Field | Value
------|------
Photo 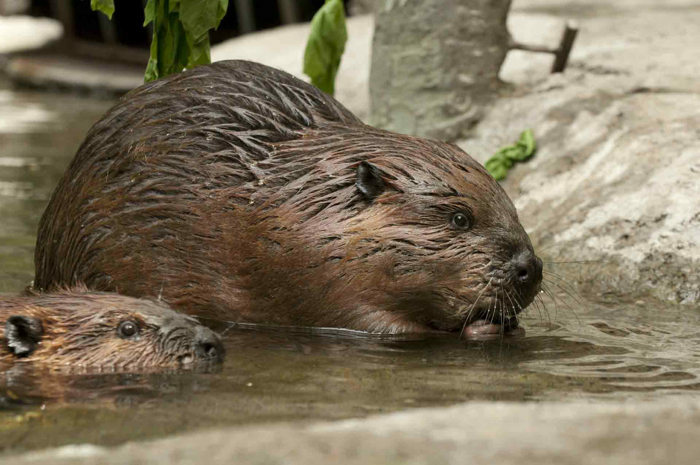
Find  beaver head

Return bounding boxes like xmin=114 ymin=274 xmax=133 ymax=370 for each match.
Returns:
xmin=231 ymin=126 xmax=542 ymax=335
xmin=1 ymin=291 xmax=224 ymax=369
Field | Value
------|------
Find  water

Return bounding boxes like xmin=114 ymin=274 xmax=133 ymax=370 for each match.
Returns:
xmin=0 ymin=84 xmax=111 ymax=293
xmin=1 ymin=82 xmax=699 ymax=455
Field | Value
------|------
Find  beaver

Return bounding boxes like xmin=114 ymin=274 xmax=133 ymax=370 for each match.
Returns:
xmin=0 ymin=288 xmax=224 ymax=368
xmin=34 ymin=60 xmax=542 ymax=336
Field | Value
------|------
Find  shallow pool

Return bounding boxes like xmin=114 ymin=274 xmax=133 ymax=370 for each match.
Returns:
xmin=1 ymin=83 xmax=699 ymax=455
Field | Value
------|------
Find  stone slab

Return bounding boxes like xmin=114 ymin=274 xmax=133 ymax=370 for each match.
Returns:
xmin=0 ymin=15 xmax=61 ymax=54
xmin=7 ymin=398 xmax=700 ymax=465
xmin=3 ymin=55 xmax=143 ymax=96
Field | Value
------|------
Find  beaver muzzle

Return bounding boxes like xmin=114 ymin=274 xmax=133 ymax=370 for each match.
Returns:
xmin=459 ymin=249 xmax=542 ymax=338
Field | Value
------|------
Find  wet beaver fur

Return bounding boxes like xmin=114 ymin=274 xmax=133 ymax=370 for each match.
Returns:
xmin=0 ymin=287 xmax=223 ymax=368
xmin=34 ymin=60 xmax=542 ymax=335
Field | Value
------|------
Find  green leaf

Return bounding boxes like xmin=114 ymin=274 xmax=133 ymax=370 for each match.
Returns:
xmin=144 ymin=55 xmax=159 ymax=82
xmin=180 ymin=0 xmax=228 ymax=43
xmin=484 ymin=130 xmax=537 ymax=180
xmin=518 ymin=129 xmax=536 ymax=156
xmin=144 ymin=0 xmax=226 ymax=82
xmin=145 ymin=0 xmax=187 ymax=82
xmin=144 ymin=0 xmax=161 ymax=81
xmin=501 ymin=145 xmax=525 ymax=162
xmin=90 ymin=0 xmax=115 ymax=20
xmin=158 ymin=9 xmax=190 ymax=76
xmin=186 ymin=37 xmax=211 ymax=68
xmin=485 ymin=157 xmax=510 ymax=181
xmin=144 ymin=24 xmax=160 ymax=81
xmin=303 ymin=0 xmax=347 ymax=95
xmin=144 ymin=0 xmax=156 ymax=26
xmin=93 ymin=0 xmax=226 ymax=82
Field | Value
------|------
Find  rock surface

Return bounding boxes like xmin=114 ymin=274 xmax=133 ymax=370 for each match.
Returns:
xmin=4 ymin=55 xmax=143 ymax=96
xmin=8 ymin=398 xmax=700 ymax=465
xmin=0 ymin=15 xmax=61 ymax=54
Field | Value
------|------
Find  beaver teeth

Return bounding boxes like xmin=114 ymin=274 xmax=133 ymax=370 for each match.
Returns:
xmin=462 ymin=320 xmax=503 ymax=337
xmin=461 ymin=317 xmax=520 ymax=338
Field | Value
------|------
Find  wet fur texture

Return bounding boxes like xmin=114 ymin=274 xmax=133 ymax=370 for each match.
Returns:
xmin=34 ymin=60 xmax=538 ymax=334
xmin=0 ymin=287 xmax=222 ymax=368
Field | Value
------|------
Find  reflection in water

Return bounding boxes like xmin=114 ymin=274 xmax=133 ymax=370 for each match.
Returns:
xmin=0 ymin=91 xmax=54 ymax=134
xmin=1 ymin=81 xmax=699 ymax=453
xmin=1 ymin=363 xmax=221 ymax=407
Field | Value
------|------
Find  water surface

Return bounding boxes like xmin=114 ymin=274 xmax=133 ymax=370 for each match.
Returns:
xmin=1 ymin=82 xmax=699 ymax=455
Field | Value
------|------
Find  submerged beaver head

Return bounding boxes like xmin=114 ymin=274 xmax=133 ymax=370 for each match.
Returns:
xmin=33 ymin=60 xmax=541 ymax=336
xmin=1 ymin=290 xmax=224 ymax=369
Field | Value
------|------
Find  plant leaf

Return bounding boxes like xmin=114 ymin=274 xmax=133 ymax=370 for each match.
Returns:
xmin=180 ymin=0 xmax=228 ymax=43
xmin=517 ymin=129 xmax=536 ymax=157
xmin=484 ymin=130 xmax=537 ymax=180
xmin=303 ymin=0 xmax=347 ymax=95
xmin=485 ymin=157 xmax=509 ymax=181
xmin=186 ymin=37 xmax=211 ymax=68
xmin=144 ymin=0 xmax=156 ymax=26
xmin=90 ymin=0 xmax=115 ymax=20
xmin=501 ymin=145 xmax=525 ymax=162
xmin=143 ymin=0 xmax=227 ymax=82
xmin=161 ymin=10 xmax=190 ymax=76
xmin=144 ymin=0 xmax=161 ymax=81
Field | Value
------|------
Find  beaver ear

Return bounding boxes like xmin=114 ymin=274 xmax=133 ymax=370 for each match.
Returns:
xmin=356 ymin=161 xmax=385 ymax=200
xmin=5 ymin=316 xmax=44 ymax=357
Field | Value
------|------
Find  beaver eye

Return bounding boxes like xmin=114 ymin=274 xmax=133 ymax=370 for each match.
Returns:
xmin=451 ymin=212 xmax=472 ymax=230
xmin=117 ymin=320 xmax=139 ymax=339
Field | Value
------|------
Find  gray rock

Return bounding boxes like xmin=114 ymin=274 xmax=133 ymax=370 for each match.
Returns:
xmin=4 ymin=55 xmax=142 ymax=96
xmin=349 ymin=0 xmax=377 ymax=15
xmin=0 ymin=15 xmax=61 ymax=54
xmin=8 ymin=398 xmax=700 ymax=465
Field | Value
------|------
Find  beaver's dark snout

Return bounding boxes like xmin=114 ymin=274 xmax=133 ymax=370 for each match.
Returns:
xmin=193 ymin=326 xmax=225 ymax=362
xmin=510 ymin=249 xmax=543 ymax=302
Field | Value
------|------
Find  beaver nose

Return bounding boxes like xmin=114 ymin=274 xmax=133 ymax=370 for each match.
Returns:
xmin=193 ymin=327 xmax=225 ymax=362
xmin=512 ymin=250 xmax=543 ymax=289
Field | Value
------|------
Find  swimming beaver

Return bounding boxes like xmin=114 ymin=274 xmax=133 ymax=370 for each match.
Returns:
xmin=34 ymin=60 xmax=542 ymax=336
xmin=0 ymin=288 xmax=224 ymax=368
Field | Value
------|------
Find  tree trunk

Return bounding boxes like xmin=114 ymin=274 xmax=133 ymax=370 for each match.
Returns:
xmin=370 ymin=0 xmax=512 ymax=141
